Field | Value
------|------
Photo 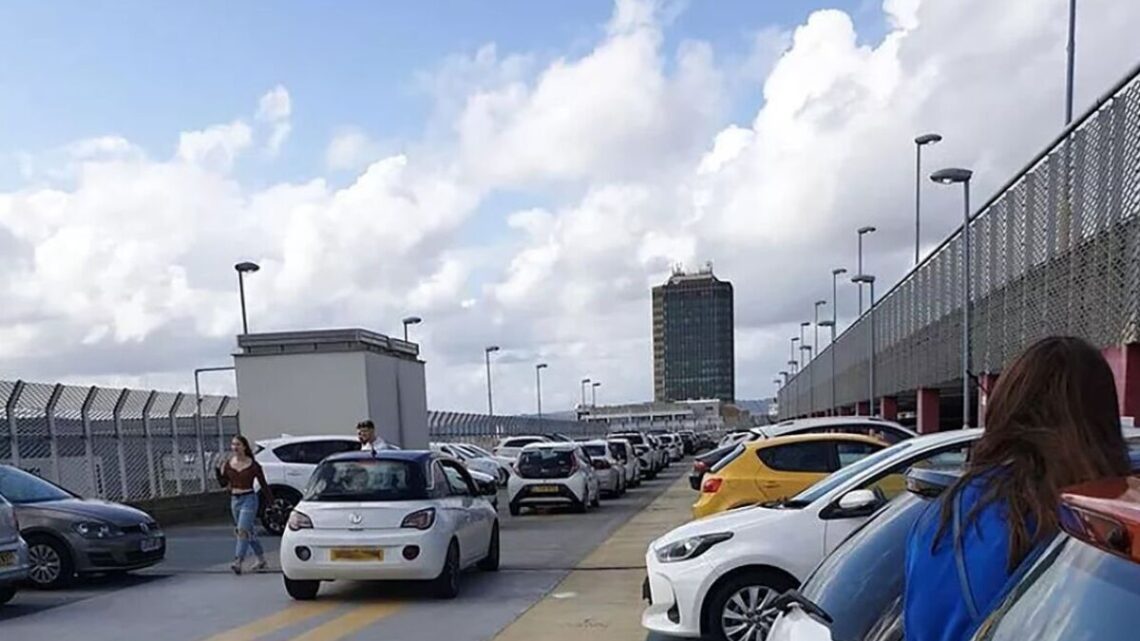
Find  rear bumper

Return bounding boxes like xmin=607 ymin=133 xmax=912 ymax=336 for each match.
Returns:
xmin=280 ymin=528 xmax=447 ymax=581
xmin=0 ymin=539 xmax=29 ymax=585
xmin=509 ymin=481 xmax=585 ymax=507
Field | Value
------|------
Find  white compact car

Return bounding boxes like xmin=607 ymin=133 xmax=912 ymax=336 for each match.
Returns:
xmin=255 ymin=435 xmax=367 ymax=535
xmin=280 ymin=450 xmax=499 ymax=600
xmin=431 ymin=442 xmax=510 ymax=485
xmin=661 ymin=434 xmax=684 ymax=461
xmin=642 ymin=429 xmax=980 ymax=641
xmin=607 ymin=438 xmax=641 ymax=488
xmin=579 ymin=440 xmax=626 ymax=497
xmin=0 ymin=494 xmax=29 ymax=605
xmin=507 ymin=442 xmax=600 ymax=515
xmin=611 ymin=432 xmax=660 ymax=480
xmin=492 ymin=435 xmax=551 ymax=462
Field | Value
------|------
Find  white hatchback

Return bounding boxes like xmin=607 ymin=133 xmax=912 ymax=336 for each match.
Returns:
xmin=607 ymin=438 xmax=641 ymax=488
xmin=507 ymin=442 xmax=600 ymax=515
xmin=642 ymin=430 xmax=980 ymax=641
xmin=492 ymin=435 xmax=551 ymax=462
xmin=280 ymin=450 xmax=499 ymax=600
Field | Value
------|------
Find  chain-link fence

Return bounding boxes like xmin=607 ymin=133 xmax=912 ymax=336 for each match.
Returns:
xmin=428 ymin=412 xmax=604 ymax=449
xmin=0 ymin=380 xmax=239 ymax=502
xmin=781 ymin=62 xmax=1140 ymax=418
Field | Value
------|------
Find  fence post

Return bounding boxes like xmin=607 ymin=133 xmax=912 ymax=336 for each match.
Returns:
xmin=194 ymin=396 xmax=207 ymax=494
xmin=141 ymin=392 xmax=158 ymax=498
xmin=5 ymin=381 xmax=24 ymax=468
xmin=112 ymin=389 xmax=130 ymax=500
xmin=80 ymin=386 xmax=99 ymax=497
xmin=216 ymin=396 xmax=230 ymax=462
xmin=44 ymin=384 xmax=63 ymax=483
xmin=169 ymin=392 xmax=184 ymax=496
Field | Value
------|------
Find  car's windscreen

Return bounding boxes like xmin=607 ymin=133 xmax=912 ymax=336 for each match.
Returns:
xmin=786 ymin=439 xmax=917 ymax=506
xmin=583 ymin=444 xmax=608 ymax=458
xmin=978 ymin=537 xmax=1140 ymax=641
xmin=608 ymin=443 xmax=625 ymax=459
xmin=464 ymin=444 xmax=494 ymax=458
xmin=517 ymin=449 xmax=575 ymax=478
xmin=799 ymin=493 xmax=928 ymax=641
xmin=304 ymin=459 xmax=426 ymax=502
xmin=0 ymin=466 xmax=75 ymax=503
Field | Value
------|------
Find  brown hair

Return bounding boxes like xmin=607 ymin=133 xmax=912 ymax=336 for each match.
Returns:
xmin=935 ymin=336 xmax=1130 ymax=569
xmin=231 ymin=435 xmax=254 ymax=458
xmin=357 ymin=420 xmax=375 ymax=430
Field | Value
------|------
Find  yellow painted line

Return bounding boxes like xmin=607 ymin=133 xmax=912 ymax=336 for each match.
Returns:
xmin=198 ymin=602 xmax=338 ymax=641
xmin=286 ymin=602 xmax=403 ymax=641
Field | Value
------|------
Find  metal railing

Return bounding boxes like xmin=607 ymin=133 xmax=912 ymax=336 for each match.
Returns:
xmin=428 ymin=412 xmax=602 ymax=449
xmin=781 ymin=61 xmax=1140 ymax=417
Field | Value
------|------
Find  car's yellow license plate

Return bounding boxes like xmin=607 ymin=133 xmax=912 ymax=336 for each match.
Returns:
xmin=331 ymin=547 xmax=384 ymax=562
xmin=0 ymin=551 xmax=15 ymax=567
xmin=531 ymin=485 xmax=560 ymax=494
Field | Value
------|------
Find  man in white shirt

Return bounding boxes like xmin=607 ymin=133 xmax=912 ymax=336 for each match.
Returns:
xmin=357 ymin=419 xmax=387 ymax=452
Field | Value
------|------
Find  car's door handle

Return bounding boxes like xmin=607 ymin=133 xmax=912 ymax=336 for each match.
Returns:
xmin=760 ymin=481 xmax=781 ymax=488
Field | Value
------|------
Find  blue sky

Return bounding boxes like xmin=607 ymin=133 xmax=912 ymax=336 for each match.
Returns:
xmin=1 ymin=0 xmax=876 ymax=188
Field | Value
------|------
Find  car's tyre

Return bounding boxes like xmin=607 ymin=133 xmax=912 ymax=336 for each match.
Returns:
xmin=508 ymin=504 xmax=521 ymax=516
xmin=0 ymin=585 xmax=16 ymax=605
xmin=432 ymin=540 xmax=461 ymax=599
xmin=477 ymin=522 xmax=500 ymax=572
xmin=261 ymin=487 xmax=302 ymax=536
xmin=703 ymin=570 xmax=797 ymax=641
xmin=26 ymin=534 xmax=74 ymax=590
xmin=573 ymin=498 xmax=588 ymax=514
xmin=284 ymin=577 xmax=320 ymax=600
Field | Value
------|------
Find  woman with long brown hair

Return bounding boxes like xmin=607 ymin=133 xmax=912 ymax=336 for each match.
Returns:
xmin=216 ymin=435 xmax=274 ymax=574
xmin=904 ymin=336 xmax=1130 ymax=641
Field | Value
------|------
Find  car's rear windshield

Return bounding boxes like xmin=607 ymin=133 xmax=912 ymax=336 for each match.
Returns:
xmin=505 ymin=437 xmax=545 ymax=448
xmin=583 ymin=444 xmax=608 ymax=458
xmin=978 ymin=536 xmax=1140 ymax=641
xmin=517 ymin=449 xmax=575 ymax=478
xmin=304 ymin=459 xmax=426 ymax=502
xmin=614 ymin=433 xmax=645 ymax=446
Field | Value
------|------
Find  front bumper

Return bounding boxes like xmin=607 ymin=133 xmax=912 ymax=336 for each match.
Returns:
xmin=280 ymin=528 xmax=447 ymax=581
xmin=642 ymin=546 xmax=708 ymax=638
xmin=71 ymin=531 xmax=166 ymax=573
xmin=0 ymin=538 xmax=29 ymax=585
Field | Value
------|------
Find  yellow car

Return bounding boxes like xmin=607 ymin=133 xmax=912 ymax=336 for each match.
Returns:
xmin=692 ymin=433 xmax=888 ymax=519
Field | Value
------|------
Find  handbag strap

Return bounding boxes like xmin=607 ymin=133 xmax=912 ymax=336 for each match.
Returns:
xmin=952 ymin=490 xmax=983 ymax=622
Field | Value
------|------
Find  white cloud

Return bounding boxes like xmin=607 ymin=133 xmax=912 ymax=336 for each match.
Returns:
xmin=175 ymin=120 xmax=253 ymax=171
xmin=256 ymin=85 xmax=293 ymax=155
xmin=324 ymin=127 xmax=384 ymax=171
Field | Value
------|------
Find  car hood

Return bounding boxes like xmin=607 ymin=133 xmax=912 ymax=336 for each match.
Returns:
xmin=17 ymin=498 xmax=154 ymax=526
xmin=654 ymin=503 xmax=785 ymax=548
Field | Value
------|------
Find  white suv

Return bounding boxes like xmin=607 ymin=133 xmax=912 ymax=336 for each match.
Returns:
xmin=492 ymin=435 xmax=551 ymax=462
xmin=254 ymin=435 xmax=364 ymax=534
xmin=607 ymin=438 xmax=641 ymax=488
xmin=507 ymin=442 xmax=600 ymax=516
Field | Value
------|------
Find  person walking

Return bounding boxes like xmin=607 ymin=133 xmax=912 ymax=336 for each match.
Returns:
xmin=904 ymin=336 xmax=1130 ymax=641
xmin=216 ymin=435 xmax=274 ymax=574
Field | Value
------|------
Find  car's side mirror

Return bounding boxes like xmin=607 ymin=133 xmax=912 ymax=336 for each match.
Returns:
xmin=825 ymin=489 xmax=880 ymax=519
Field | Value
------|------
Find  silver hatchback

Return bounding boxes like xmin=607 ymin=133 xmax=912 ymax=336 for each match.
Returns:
xmin=0 ymin=493 xmax=30 ymax=605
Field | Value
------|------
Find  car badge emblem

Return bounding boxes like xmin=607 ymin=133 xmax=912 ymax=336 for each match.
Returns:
xmin=349 ymin=513 xmax=363 ymax=527
xmin=139 ymin=523 xmax=150 ymax=535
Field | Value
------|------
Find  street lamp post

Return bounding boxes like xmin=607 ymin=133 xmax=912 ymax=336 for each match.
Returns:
xmin=1066 ymin=0 xmax=1077 ymax=125
xmin=932 ymin=167 xmax=974 ymax=427
xmin=233 ymin=262 xmax=260 ymax=335
xmin=779 ymin=370 xmax=790 ymax=385
xmin=535 ymin=363 xmax=548 ymax=417
xmin=401 ymin=316 xmax=422 ymax=342
xmin=818 ymin=319 xmax=835 ymax=412
xmin=799 ymin=322 xmax=810 ymax=364
xmin=580 ymin=378 xmax=591 ymax=407
xmin=592 ymin=381 xmax=601 ymax=407
xmin=194 ymin=365 xmax=235 ymax=489
xmin=813 ymin=300 xmax=827 ymax=358
xmin=484 ymin=345 xmax=500 ymax=415
xmin=831 ymin=268 xmax=846 ymax=337
xmin=856 ymin=227 xmax=876 ymax=315
xmin=851 ymin=274 xmax=877 ymax=413
xmin=914 ymin=133 xmax=943 ymax=265
xmin=801 ymin=344 xmax=815 ymax=414
xmin=790 ymin=337 xmax=800 ymax=372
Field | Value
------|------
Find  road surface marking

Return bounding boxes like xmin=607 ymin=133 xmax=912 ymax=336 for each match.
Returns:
xmin=198 ymin=602 xmax=337 ymax=641
xmin=287 ymin=602 xmax=402 ymax=641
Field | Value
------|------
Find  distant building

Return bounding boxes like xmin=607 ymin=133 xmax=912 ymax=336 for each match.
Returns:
xmin=577 ymin=399 xmax=731 ymax=431
xmin=652 ymin=264 xmax=735 ymax=403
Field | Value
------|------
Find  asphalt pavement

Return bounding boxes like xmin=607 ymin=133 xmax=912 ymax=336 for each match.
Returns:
xmin=0 ymin=461 xmax=692 ymax=641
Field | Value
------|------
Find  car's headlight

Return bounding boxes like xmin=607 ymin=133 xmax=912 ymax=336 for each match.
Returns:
xmin=655 ymin=532 xmax=733 ymax=563
xmin=74 ymin=521 xmax=123 ymax=539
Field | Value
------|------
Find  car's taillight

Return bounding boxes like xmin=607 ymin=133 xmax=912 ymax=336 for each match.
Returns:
xmin=287 ymin=511 xmax=313 ymax=531
xmin=401 ymin=508 xmax=436 ymax=530
xmin=694 ymin=461 xmax=709 ymax=473
xmin=701 ymin=477 xmax=723 ymax=494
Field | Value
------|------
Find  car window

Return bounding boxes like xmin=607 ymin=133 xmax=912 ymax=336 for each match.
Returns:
xmin=854 ymin=442 xmax=971 ymax=502
xmin=517 ymin=449 xmax=576 ymax=478
xmin=505 ymin=437 xmax=545 ymax=448
xmin=976 ymin=537 xmax=1140 ymax=641
xmin=758 ymin=442 xmax=834 ymax=473
xmin=440 ymin=462 xmax=472 ymax=496
xmin=430 ymin=461 xmax=449 ymax=494
xmin=274 ymin=440 xmax=355 ymax=465
xmin=608 ymin=442 xmax=626 ymax=460
xmin=305 ymin=459 xmax=425 ymax=501
xmin=0 ymin=466 xmax=75 ymax=503
xmin=787 ymin=439 xmax=920 ymax=506
xmin=583 ymin=444 xmax=608 ymax=458
xmin=836 ymin=441 xmax=882 ymax=467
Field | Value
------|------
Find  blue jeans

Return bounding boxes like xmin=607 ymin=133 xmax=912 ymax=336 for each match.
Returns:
xmin=231 ymin=492 xmax=264 ymax=561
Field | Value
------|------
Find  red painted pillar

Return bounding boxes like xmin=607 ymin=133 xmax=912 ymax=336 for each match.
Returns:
xmin=879 ymin=396 xmax=899 ymax=421
xmin=917 ymin=388 xmax=940 ymax=434
xmin=977 ymin=373 xmax=999 ymax=427
xmin=856 ymin=401 xmax=870 ymax=416
xmin=1102 ymin=344 xmax=1140 ymax=420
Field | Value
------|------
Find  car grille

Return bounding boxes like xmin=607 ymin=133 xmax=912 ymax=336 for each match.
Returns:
xmin=122 ymin=521 xmax=159 ymax=535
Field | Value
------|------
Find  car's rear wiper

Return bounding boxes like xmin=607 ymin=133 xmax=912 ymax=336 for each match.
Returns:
xmin=770 ymin=590 xmax=834 ymax=625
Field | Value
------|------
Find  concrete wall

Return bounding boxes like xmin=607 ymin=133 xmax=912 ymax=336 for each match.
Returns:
xmin=235 ymin=350 xmax=370 ymax=442
xmin=363 ymin=351 xmax=428 ymax=449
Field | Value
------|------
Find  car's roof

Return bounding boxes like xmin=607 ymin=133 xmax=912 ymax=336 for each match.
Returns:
xmin=745 ymin=432 xmax=887 ymax=449
xmin=256 ymin=434 xmax=360 ymax=447
xmin=520 ymin=441 xmax=579 ymax=451
xmin=498 ymin=435 xmax=547 ymax=443
xmin=324 ymin=449 xmax=432 ymax=464
xmin=761 ymin=417 xmax=916 ymax=437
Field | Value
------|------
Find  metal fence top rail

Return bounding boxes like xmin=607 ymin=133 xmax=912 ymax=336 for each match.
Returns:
xmin=787 ymin=59 xmax=1140 ymax=388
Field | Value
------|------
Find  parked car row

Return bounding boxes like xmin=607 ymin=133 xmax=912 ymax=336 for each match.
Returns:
xmin=643 ymin=418 xmax=1140 ymax=641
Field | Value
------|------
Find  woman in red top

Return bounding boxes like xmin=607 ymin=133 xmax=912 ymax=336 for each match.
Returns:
xmin=216 ymin=435 xmax=274 ymax=574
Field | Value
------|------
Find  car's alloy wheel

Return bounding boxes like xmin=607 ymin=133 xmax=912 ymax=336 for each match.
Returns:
xmin=720 ymin=585 xmax=778 ymax=641
xmin=261 ymin=492 xmax=299 ymax=536
xmin=432 ymin=541 xmax=461 ymax=599
xmin=27 ymin=538 xmax=72 ymax=589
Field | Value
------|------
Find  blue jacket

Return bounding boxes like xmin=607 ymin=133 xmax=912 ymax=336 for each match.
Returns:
xmin=904 ymin=479 xmax=1014 ymax=641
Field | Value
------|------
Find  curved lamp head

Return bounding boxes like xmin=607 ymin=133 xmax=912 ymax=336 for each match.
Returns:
xmin=536 ymin=363 xmax=548 ymax=370
xmin=402 ymin=316 xmax=423 ymax=326
xmin=779 ymin=370 xmax=789 ymax=376
xmin=818 ymin=320 xmax=835 ymax=327
xmin=800 ymin=321 xmax=811 ymax=328
xmin=815 ymin=300 xmax=827 ymax=307
xmin=234 ymin=261 xmax=260 ymax=274
xmin=800 ymin=344 xmax=813 ymax=352
xmin=915 ymin=133 xmax=943 ymax=146
xmin=851 ymin=274 xmax=877 ymax=285
xmin=857 ymin=226 xmax=877 ymax=235
xmin=788 ymin=360 xmax=798 ymax=366
xmin=791 ymin=337 xmax=800 ymax=343
xmin=581 ymin=377 xmax=591 ymax=384
xmin=592 ymin=382 xmax=601 ymax=388
xmin=931 ymin=167 xmax=973 ymax=184
xmin=485 ymin=345 xmax=501 ymax=353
